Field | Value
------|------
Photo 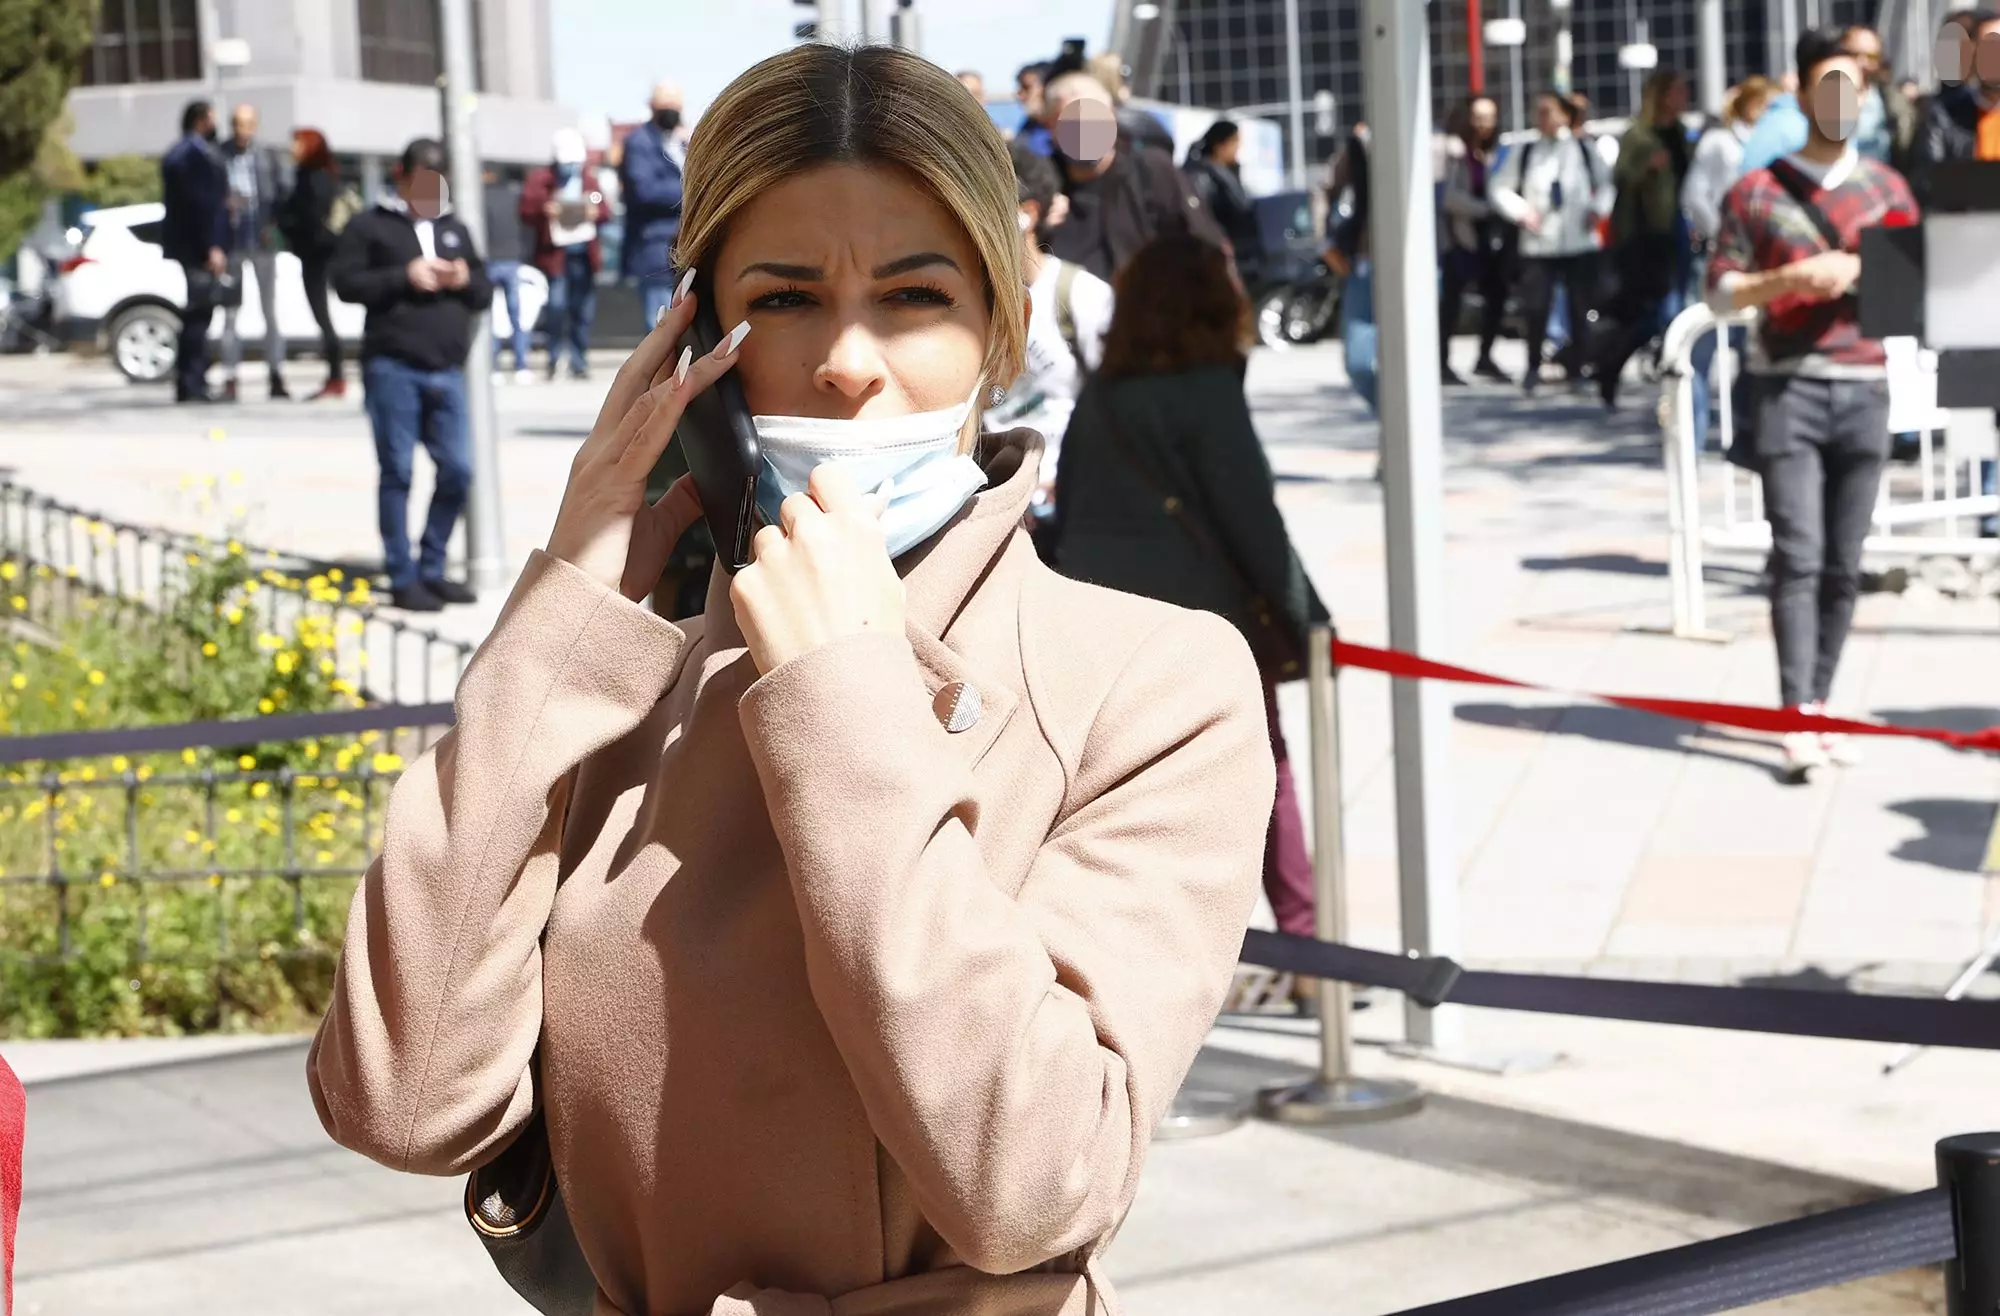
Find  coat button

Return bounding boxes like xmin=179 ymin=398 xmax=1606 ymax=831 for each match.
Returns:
xmin=933 ymin=681 xmax=981 ymax=734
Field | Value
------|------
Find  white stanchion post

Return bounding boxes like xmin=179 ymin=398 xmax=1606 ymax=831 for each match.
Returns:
xmin=1260 ymin=627 xmax=1425 ymax=1124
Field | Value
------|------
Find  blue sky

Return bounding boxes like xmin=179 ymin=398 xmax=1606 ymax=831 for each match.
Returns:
xmin=550 ymin=0 xmax=1117 ymax=138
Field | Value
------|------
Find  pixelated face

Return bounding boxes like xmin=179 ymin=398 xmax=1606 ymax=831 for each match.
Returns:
xmin=1052 ymin=94 xmax=1119 ymax=164
xmin=709 ymin=163 xmax=991 ymax=422
xmin=402 ymin=167 xmax=448 ymax=220
xmin=1936 ymin=18 xmax=2000 ymax=89
xmin=1804 ymin=57 xmax=1863 ymax=141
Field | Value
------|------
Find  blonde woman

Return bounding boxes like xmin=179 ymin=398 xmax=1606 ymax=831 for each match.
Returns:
xmin=307 ymin=42 xmax=1274 ymax=1316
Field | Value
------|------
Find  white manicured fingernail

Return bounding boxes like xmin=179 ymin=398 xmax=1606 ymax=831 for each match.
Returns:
xmin=653 ymin=303 xmax=669 ymax=329
xmin=671 ymin=345 xmax=692 ymax=388
xmin=673 ymin=267 xmax=696 ymax=307
xmin=713 ymin=319 xmax=751 ymax=359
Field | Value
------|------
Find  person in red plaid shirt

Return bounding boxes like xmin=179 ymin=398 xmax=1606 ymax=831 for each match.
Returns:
xmin=1706 ymin=26 xmax=1920 ymax=783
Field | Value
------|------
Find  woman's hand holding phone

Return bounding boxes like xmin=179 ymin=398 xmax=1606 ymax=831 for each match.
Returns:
xmin=545 ymin=277 xmax=746 ymax=601
xmin=730 ymin=466 xmax=901 ymax=676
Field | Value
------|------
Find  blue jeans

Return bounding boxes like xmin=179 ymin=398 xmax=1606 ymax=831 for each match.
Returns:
xmin=1547 ymin=283 xmax=1570 ymax=353
xmin=488 ymin=260 xmax=530 ymax=372
xmin=546 ymin=249 xmax=597 ymax=375
xmin=1340 ymin=259 xmax=1378 ymax=416
xmin=639 ymin=275 xmax=675 ymax=334
xmin=362 ymin=357 xmax=471 ymax=590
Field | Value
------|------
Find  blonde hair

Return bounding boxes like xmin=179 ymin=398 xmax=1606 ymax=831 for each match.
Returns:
xmin=1086 ymin=51 xmax=1127 ymax=99
xmin=1724 ymin=75 xmax=1775 ymax=126
xmin=674 ymin=43 xmax=1026 ymax=394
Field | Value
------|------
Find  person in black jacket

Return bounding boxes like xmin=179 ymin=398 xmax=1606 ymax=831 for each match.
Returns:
xmin=330 ymin=138 xmax=493 ymax=613
xmin=1042 ymin=72 xmax=1226 ymax=282
xmin=159 ymin=99 xmax=230 ymax=403
xmin=277 ymin=127 xmax=349 ymax=400
xmin=1053 ymin=233 xmax=1330 ymax=999
xmin=1183 ymin=120 xmax=1262 ymax=275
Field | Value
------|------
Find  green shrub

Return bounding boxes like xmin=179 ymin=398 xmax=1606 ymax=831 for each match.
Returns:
xmin=1 ymin=543 xmax=422 ymax=1038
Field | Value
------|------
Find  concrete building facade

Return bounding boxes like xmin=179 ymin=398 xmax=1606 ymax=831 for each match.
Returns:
xmin=68 ymin=0 xmax=573 ymax=191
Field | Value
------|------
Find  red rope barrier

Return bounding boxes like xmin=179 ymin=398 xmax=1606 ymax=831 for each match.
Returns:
xmin=1330 ymin=638 xmax=2000 ymax=754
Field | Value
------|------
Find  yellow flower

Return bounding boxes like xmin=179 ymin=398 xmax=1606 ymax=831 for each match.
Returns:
xmin=227 ymin=540 xmax=244 ymax=556
xmin=182 ymin=828 xmax=203 ymax=845
xmin=257 ymin=633 xmax=283 ymax=651
xmin=319 ymin=658 xmax=336 ymax=675
xmin=88 ymin=670 xmax=105 ymax=685
xmin=70 ymin=697 xmax=85 ymax=713
xmin=0 ymin=562 xmax=13 ymax=580
xmin=201 ymin=642 xmax=218 ymax=657
xmin=225 ymin=807 xmax=243 ymax=823
xmin=185 ymin=552 xmax=201 ymax=566
xmin=77 ymin=766 xmax=95 ymax=782
xmin=274 ymin=652 xmax=297 ymax=675
xmin=258 ymin=698 xmax=275 ymax=714
xmin=225 ymin=606 xmax=245 ymax=625
xmin=244 ymin=579 xmax=260 ymax=595
xmin=308 ymin=575 xmax=329 ymax=592
xmin=316 ymin=849 xmax=335 ymax=864
xmin=238 ymin=754 xmax=255 ymax=770
xmin=298 ymin=775 xmax=320 ymax=788
xmin=304 ymin=740 xmax=321 ymax=759
xmin=136 ymin=765 xmax=153 ymax=781
xmin=7 ymin=674 xmax=22 ymax=690
xmin=111 ymin=756 xmax=129 ymax=772
xmin=201 ymin=838 xmax=216 ymax=853
xmin=208 ymin=874 xmax=223 ymax=887
xmin=8 ymin=596 xmax=23 ymax=611
xmin=251 ymin=780 xmax=270 ymax=799
xmin=182 ymin=748 xmax=198 ymax=764
xmin=99 ymin=872 xmax=117 ymax=887
xmin=328 ymin=567 xmax=344 ymax=582
xmin=371 ymin=752 xmax=404 ymax=773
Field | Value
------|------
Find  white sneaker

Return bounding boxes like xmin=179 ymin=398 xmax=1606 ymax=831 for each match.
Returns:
xmin=514 ymin=369 xmax=535 ymax=386
xmin=1799 ymin=702 xmax=1864 ymax=767
xmin=1780 ymin=731 xmax=1830 ymax=782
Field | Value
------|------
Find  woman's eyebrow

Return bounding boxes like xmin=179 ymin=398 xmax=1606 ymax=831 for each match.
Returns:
xmin=736 ymin=252 xmax=962 ymax=282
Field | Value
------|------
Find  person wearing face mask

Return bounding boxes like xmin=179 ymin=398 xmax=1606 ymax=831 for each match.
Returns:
xmin=985 ymin=141 xmax=1114 ymax=543
xmin=159 ymin=99 xmax=231 ymax=404
xmin=329 ymin=138 xmax=493 ymax=614
xmin=1042 ymin=71 xmax=1226 ymax=283
xmin=619 ymin=81 xmax=691 ymax=332
xmin=307 ymin=43 xmax=1273 ymax=1316
xmin=1706 ymin=28 xmax=1921 ymax=782
xmin=524 ymin=128 xmax=612 ymax=382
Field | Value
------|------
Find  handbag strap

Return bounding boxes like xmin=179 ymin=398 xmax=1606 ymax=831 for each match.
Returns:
xmin=1086 ymin=385 xmax=1266 ymax=607
xmin=1767 ymin=159 xmax=1848 ymax=253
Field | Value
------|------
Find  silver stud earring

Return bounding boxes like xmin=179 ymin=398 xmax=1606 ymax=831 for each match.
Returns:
xmin=989 ymin=384 xmax=1006 ymax=406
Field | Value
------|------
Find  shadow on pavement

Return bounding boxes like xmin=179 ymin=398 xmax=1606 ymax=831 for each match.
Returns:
xmin=1454 ymin=702 xmax=1783 ymax=779
xmin=1884 ymin=798 xmax=1998 ymax=873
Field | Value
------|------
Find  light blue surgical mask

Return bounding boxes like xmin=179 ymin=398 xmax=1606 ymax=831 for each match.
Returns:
xmin=752 ymin=390 xmax=988 ymax=559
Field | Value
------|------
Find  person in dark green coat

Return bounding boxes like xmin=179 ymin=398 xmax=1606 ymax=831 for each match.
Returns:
xmin=1051 ymin=233 xmax=1331 ymax=966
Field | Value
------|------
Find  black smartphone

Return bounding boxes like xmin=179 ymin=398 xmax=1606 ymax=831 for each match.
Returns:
xmin=666 ymin=278 xmax=762 ymax=572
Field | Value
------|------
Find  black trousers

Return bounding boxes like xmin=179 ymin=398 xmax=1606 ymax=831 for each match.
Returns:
xmin=1439 ymin=247 xmax=1508 ymax=367
xmin=299 ymin=252 xmax=345 ymax=382
xmin=1754 ymin=376 xmax=1891 ymax=709
xmin=1515 ymin=253 xmax=1595 ymax=383
xmin=174 ymin=262 xmax=217 ymax=399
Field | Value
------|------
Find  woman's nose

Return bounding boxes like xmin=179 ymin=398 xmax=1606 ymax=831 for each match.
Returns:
xmin=812 ymin=323 xmax=889 ymax=403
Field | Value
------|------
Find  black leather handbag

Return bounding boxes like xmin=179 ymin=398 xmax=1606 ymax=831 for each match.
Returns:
xmin=465 ymin=1094 xmax=598 ymax=1315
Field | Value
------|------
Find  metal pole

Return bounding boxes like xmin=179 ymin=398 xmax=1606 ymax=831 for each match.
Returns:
xmin=1699 ymin=0 xmax=1727 ymax=117
xmin=1362 ymin=0 xmax=1464 ymax=1055
xmin=860 ymin=0 xmax=885 ymax=42
xmin=1284 ymin=0 xmax=1309 ymax=191
xmin=438 ymin=0 xmax=506 ymax=595
xmin=1938 ymin=1134 xmax=2000 ymax=1315
xmin=1259 ymin=628 xmax=1425 ymax=1124
xmin=1509 ymin=0 xmax=1526 ymax=132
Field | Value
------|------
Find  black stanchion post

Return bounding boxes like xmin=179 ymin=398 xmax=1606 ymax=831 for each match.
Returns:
xmin=1939 ymin=1133 xmax=2000 ymax=1315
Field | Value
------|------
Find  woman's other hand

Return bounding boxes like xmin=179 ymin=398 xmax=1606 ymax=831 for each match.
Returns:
xmin=545 ymin=271 xmax=743 ymax=600
xmin=730 ymin=465 xmax=904 ymax=675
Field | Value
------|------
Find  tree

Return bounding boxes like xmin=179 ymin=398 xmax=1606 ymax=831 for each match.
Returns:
xmin=0 ymin=0 xmax=99 ymax=263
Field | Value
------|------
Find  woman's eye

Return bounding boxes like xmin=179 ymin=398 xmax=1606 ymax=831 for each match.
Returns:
xmin=891 ymin=285 xmax=957 ymax=307
xmin=747 ymin=287 xmax=813 ymax=310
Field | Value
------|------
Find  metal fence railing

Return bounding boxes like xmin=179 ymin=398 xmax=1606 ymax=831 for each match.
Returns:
xmin=0 ymin=479 xmax=474 ymax=708
xmin=0 ymin=707 xmax=452 ymax=969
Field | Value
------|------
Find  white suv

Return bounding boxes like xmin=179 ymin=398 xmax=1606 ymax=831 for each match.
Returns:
xmin=55 ymin=203 xmax=546 ymax=384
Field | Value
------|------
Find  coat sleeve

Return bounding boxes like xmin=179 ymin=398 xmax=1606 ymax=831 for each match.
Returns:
xmin=307 ymin=551 xmax=688 ymax=1175
xmin=1189 ymin=379 xmax=1330 ymax=630
xmin=737 ymin=612 xmax=1272 ymax=1276
xmin=620 ymin=133 xmax=685 ymax=214
xmin=328 ymin=222 xmax=408 ymax=309
xmin=1487 ymin=147 xmax=1530 ymax=226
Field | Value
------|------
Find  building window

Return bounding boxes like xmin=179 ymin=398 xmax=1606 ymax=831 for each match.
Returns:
xmin=357 ymin=0 xmax=485 ymax=89
xmin=78 ymin=0 xmax=203 ymax=87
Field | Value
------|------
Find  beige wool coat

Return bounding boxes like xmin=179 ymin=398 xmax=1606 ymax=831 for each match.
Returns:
xmin=306 ymin=430 xmax=1276 ymax=1316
